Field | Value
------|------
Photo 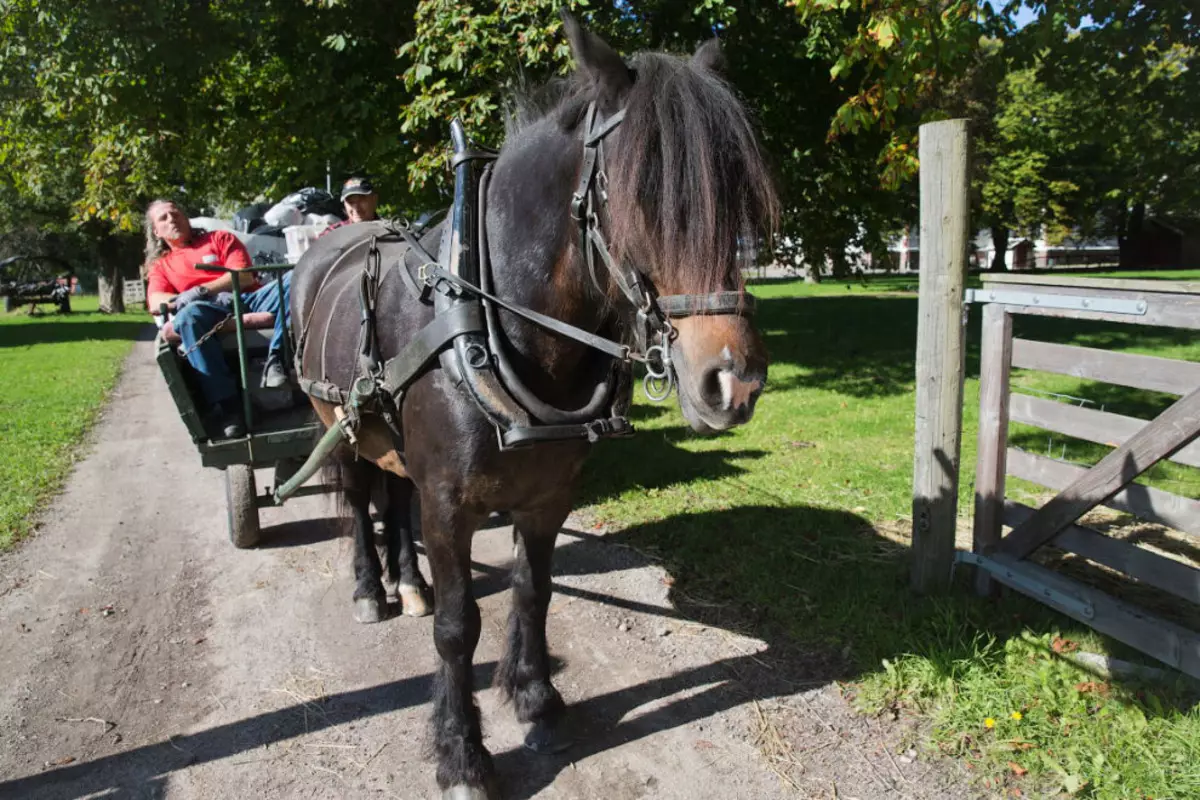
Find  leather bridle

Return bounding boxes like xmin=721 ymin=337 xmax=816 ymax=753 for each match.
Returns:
xmin=568 ymin=101 xmax=756 ymax=399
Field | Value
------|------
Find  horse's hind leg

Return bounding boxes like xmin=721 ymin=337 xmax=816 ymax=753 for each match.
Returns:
xmin=344 ymin=459 xmax=388 ymax=624
xmin=381 ymin=473 xmax=430 ymax=617
xmin=424 ymin=496 xmax=495 ymax=798
xmin=496 ymin=506 xmax=570 ymax=754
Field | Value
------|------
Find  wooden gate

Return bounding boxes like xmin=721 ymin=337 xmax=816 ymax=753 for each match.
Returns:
xmin=967 ymin=273 xmax=1200 ymax=678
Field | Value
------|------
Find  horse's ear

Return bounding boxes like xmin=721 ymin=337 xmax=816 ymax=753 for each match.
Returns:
xmin=692 ymin=38 xmax=726 ymax=75
xmin=561 ymin=11 xmax=632 ymax=108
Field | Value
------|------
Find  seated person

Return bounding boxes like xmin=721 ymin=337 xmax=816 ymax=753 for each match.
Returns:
xmin=319 ymin=176 xmax=380 ymax=238
xmin=144 ymin=199 xmax=291 ymax=438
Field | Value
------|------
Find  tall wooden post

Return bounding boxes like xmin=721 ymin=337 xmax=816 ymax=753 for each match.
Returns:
xmin=911 ymin=119 xmax=970 ymax=593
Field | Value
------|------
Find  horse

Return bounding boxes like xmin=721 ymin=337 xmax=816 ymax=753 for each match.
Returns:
xmin=288 ymin=15 xmax=777 ymax=799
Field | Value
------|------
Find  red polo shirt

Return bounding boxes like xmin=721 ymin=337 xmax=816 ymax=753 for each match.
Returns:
xmin=146 ymin=230 xmax=257 ymax=303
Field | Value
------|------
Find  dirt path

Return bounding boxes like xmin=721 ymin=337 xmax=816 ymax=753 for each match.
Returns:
xmin=0 ymin=335 xmax=977 ymax=800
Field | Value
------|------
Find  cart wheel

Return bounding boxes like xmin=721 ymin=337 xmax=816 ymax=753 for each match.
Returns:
xmin=225 ymin=465 xmax=261 ymax=549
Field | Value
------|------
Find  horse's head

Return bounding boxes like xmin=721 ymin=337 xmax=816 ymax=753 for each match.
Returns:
xmin=563 ymin=16 xmax=778 ymax=434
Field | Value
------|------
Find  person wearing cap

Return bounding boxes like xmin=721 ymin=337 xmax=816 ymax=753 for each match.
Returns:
xmin=319 ymin=177 xmax=380 ymax=238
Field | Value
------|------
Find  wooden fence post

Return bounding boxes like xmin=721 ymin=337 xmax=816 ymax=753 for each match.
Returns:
xmin=911 ymin=119 xmax=971 ymax=593
xmin=972 ymin=303 xmax=1013 ymax=594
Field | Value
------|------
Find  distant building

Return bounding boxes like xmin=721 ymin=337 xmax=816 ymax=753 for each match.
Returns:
xmin=1140 ymin=218 xmax=1200 ymax=269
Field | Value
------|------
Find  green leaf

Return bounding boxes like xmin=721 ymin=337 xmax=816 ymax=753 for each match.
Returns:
xmin=871 ymin=16 xmax=897 ymax=49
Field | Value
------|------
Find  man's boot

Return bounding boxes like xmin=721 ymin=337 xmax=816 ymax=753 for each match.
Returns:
xmin=262 ymin=353 xmax=289 ymax=389
xmin=208 ymin=400 xmax=245 ymax=439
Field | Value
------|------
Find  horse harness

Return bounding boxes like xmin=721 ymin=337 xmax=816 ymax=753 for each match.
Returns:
xmin=292 ymin=105 xmax=757 ymax=460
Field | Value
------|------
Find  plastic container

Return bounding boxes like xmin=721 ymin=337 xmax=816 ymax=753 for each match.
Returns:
xmin=283 ymin=224 xmax=329 ymax=263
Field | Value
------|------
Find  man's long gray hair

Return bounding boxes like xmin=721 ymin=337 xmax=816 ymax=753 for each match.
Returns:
xmin=142 ymin=199 xmax=175 ymax=280
xmin=142 ymin=199 xmax=205 ymax=280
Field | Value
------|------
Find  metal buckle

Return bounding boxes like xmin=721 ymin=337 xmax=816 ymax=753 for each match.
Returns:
xmin=642 ymin=332 xmax=675 ymax=402
xmin=570 ymin=193 xmax=587 ymax=222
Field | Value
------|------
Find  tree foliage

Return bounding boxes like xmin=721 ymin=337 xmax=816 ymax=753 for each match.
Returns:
xmin=799 ymin=0 xmax=1200 ymax=267
xmin=0 ymin=0 xmax=430 ymax=228
xmin=1 ymin=0 xmax=1197 ymax=294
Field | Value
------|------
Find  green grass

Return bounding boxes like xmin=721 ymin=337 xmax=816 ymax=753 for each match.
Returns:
xmin=2 ymin=274 xmax=1197 ymax=794
xmin=0 ymin=296 xmax=147 ymax=549
xmin=579 ymin=272 xmax=1200 ymax=798
xmin=1086 ymin=268 xmax=1200 ymax=281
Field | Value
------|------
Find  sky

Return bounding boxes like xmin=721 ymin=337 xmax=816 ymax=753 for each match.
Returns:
xmin=986 ymin=1 xmax=1040 ymax=28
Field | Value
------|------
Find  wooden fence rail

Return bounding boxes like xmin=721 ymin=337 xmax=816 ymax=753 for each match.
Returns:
xmin=967 ymin=275 xmax=1200 ymax=678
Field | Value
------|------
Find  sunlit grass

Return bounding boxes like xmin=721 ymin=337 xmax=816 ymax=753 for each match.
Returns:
xmin=580 ymin=272 xmax=1200 ymax=798
xmin=0 ymin=296 xmax=146 ymax=548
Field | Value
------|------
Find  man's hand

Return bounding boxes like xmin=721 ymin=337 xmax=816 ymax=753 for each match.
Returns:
xmin=171 ymin=285 xmax=207 ymax=311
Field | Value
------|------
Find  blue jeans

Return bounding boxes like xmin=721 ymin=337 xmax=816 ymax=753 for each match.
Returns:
xmin=174 ymin=274 xmax=292 ymax=406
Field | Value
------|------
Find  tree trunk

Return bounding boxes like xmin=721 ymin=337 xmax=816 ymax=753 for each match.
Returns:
xmin=1118 ymin=200 xmax=1145 ymax=270
xmin=989 ymin=226 xmax=1009 ymax=271
xmin=95 ymin=233 xmax=128 ymax=314
xmin=96 ymin=265 xmax=125 ymax=314
xmin=828 ymin=249 xmax=849 ymax=280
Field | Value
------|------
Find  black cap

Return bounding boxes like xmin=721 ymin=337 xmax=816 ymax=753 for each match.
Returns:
xmin=340 ymin=177 xmax=376 ymax=201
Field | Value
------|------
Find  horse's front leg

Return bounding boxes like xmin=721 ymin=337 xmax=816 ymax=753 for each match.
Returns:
xmin=497 ymin=505 xmax=571 ymax=754
xmin=424 ymin=496 xmax=494 ymax=799
xmin=344 ymin=460 xmax=388 ymax=624
xmin=382 ymin=473 xmax=430 ymax=617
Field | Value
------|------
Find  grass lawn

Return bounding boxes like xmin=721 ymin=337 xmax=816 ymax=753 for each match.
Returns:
xmin=0 ymin=296 xmax=147 ymax=549
xmin=580 ymin=271 xmax=1200 ymax=798
xmin=2 ymin=271 xmax=1196 ymax=795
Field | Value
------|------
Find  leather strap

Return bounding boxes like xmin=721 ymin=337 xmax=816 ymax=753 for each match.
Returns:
xmin=298 ymin=376 xmax=348 ymax=405
xmin=500 ymin=416 xmax=634 ymax=448
xmin=378 ymin=302 xmax=486 ymax=401
xmin=657 ymin=292 xmax=756 ymax=317
xmin=450 ymin=148 xmax=500 ymax=171
xmin=423 ymin=264 xmax=633 ymax=363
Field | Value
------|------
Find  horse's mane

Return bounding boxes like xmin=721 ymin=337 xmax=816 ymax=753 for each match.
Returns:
xmin=509 ymin=50 xmax=779 ymax=295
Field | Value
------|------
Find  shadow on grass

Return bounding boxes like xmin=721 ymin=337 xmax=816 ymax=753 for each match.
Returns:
xmin=755 ymin=292 xmax=1197 ymax=403
xmin=492 ymin=501 xmax=1198 ymax=798
xmin=755 ymin=295 xmax=924 ymax=398
xmin=579 ymin=422 xmax=768 ymax=506
xmin=0 ymin=313 xmax=151 ymax=348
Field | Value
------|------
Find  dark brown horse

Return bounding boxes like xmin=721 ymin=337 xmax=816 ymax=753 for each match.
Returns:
xmin=288 ymin=15 xmax=776 ymax=799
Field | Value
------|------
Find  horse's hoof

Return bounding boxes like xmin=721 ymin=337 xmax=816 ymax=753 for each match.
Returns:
xmin=353 ymin=595 xmax=387 ymax=624
xmin=398 ymin=583 xmax=431 ymax=617
xmin=523 ymin=718 xmax=573 ymax=755
xmin=442 ymin=786 xmax=489 ymax=800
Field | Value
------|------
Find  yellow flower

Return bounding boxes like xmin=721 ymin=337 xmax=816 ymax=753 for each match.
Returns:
xmin=984 ymin=717 xmax=996 ymax=729
xmin=1011 ymin=711 xmax=1023 ymax=721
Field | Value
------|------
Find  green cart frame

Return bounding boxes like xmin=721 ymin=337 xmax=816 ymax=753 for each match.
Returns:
xmin=155 ymin=263 xmax=333 ymax=547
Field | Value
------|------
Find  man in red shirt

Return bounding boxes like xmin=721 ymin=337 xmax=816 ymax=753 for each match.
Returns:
xmin=145 ymin=200 xmax=290 ymax=438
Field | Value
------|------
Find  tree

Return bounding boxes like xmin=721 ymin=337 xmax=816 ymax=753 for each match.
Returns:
xmin=792 ymin=0 xmax=1000 ymax=189
xmin=398 ymin=0 xmax=923 ymax=279
xmin=0 ymin=0 xmax=427 ymax=310
xmin=973 ymin=66 xmax=1090 ymax=268
xmin=1024 ymin=2 xmax=1200 ymax=266
xmin=795 ymin=0 xmax=1200 ymax=271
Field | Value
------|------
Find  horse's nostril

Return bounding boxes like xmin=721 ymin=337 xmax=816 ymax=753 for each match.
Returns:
xmin=700 ymin=367 xmax=724 ymax=409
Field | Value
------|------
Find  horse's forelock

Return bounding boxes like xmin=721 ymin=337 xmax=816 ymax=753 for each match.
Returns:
xmin=607 ymin=53 xmax=778 ymax=295
xmin=506 ymin=49 xmax=777 ymax=295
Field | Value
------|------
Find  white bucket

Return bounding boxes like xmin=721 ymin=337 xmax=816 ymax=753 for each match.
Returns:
xmin=283 ymin=224 xmax=328 ymax=263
